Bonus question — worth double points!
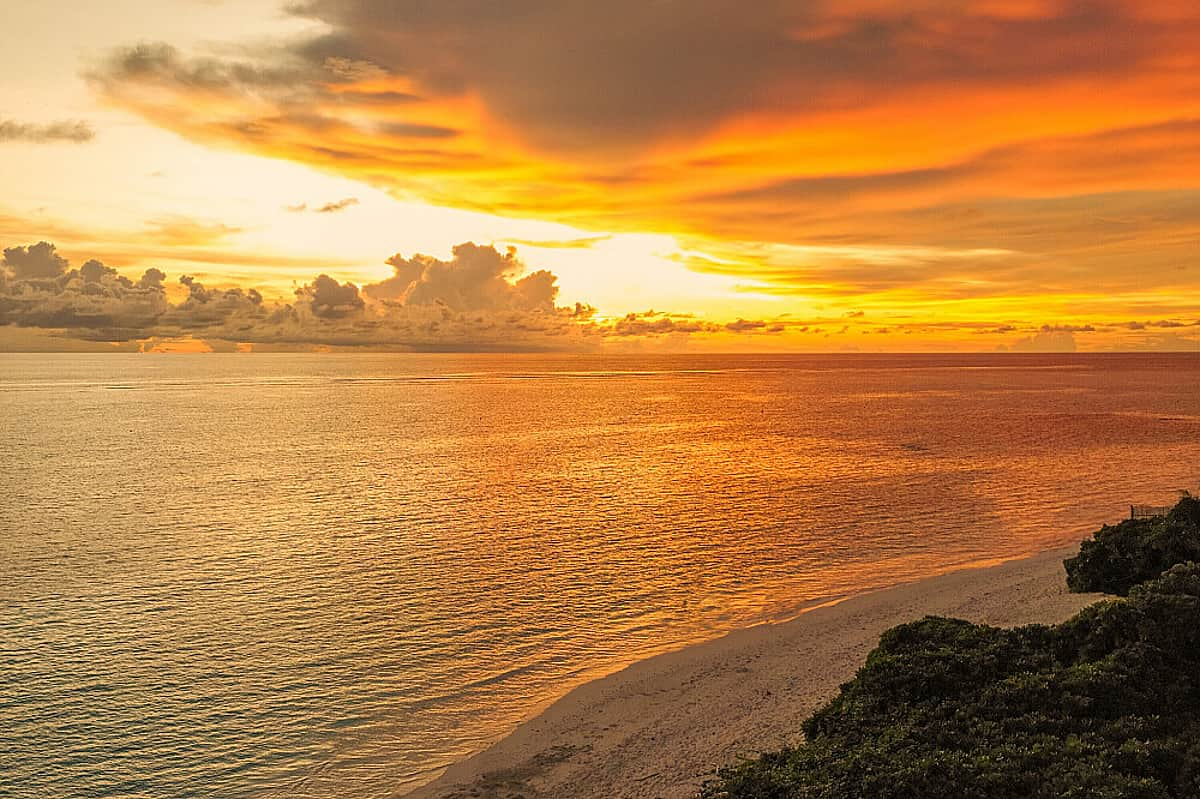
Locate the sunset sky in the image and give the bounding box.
[1,0,1197,351]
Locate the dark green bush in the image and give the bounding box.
[701,563,1200,799]
[1064,498,1200,596]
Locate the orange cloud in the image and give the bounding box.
[76,0,1200,349]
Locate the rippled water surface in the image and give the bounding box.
[2,353,1197,798]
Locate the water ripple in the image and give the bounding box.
[1,352,1197,799]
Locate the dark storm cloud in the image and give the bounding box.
[0,119,95,144]
[90,1,1186,158]
[278,0,1170,154]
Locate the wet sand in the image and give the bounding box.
[406,547,1100,799]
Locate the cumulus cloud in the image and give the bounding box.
[1009,329,1080,353]
[606,312,786,339]
[0,119,95,144]
[725,318,784,334]
[366,243,560,312]
[609,311,721,337]
[0,240,798,351]
[1125,319,1198,330]
[0,242,169,337]
[19,238,1183,352]
[139,268,167,289]
[3,242,70,279]
[1040,324,1095,334]
[298,274,364,318]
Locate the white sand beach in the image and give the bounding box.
[407,547,1101,799]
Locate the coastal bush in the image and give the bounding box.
[700,563,1200,799]
[1063,497,1200,596]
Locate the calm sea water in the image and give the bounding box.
[2,353,1197,798]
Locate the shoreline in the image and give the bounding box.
[404,544,1102,799]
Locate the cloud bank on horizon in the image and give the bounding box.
[0,240,596,351]
[1,240,815,351]
[2,239,1194,352]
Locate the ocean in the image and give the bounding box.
[2,352,1196,798]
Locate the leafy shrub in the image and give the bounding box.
[701,563,1200,799]
[1064,498,1200,596]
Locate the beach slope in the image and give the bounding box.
[407,548,1098,799]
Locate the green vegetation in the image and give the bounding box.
[1064,497,1200,595]
[702,498,1200,799]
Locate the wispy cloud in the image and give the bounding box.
[0,119,95,144]
[143,216,243,246]
[286,198,360,213]
[315,197,359,213]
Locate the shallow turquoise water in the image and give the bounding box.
[2,353,1197,798]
